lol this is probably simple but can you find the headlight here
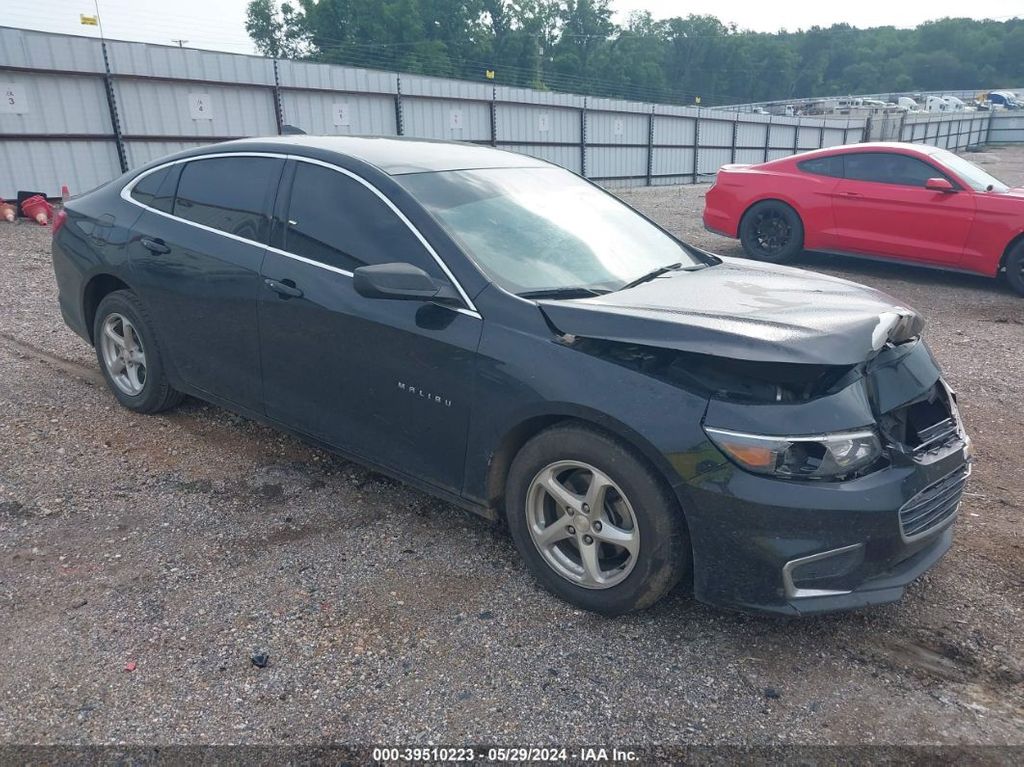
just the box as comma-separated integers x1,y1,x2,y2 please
703,426,883,480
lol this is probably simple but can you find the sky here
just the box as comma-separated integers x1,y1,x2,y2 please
3,0,1022,56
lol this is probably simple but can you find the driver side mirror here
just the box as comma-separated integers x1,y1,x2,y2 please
353,262,459,304
925,177,956,193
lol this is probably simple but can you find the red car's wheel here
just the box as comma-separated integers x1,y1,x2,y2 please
739,201,804,263
1006,241,1024,297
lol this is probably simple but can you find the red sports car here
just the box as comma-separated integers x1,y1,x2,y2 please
703,142,1024,295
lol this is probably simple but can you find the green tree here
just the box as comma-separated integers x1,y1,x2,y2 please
244,3,1024,106
245,0,307,58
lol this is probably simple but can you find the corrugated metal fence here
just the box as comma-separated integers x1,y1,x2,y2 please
987,112,1024,144
895,112,992,149
2,26,1017,199
0,26,868,198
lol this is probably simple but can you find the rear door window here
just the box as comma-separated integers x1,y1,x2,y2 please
283,162,440,276
173,157,284,243
130,165,180,214
843,152,949,188
797,155,843,177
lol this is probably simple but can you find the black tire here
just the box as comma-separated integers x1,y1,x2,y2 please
739,200,804,263
505,423,689,615
92,290,184,413
1005,241,1024,297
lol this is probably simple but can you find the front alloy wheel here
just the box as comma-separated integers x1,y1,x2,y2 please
527,461,640,589
505,423,690,615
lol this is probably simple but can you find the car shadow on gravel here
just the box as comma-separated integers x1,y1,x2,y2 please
791,250,1019,297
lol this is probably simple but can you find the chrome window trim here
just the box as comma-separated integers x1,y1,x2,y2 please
119,151,481,318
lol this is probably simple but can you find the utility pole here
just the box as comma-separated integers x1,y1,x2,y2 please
172,39,189,48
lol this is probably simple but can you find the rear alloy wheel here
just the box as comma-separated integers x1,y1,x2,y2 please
1005,242,1024,297
99,313,147,397
93,290,183,414
506,424,689,615
739,200,804,263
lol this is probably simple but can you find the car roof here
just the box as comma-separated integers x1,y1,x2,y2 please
765,142,944,166
188,135,551,175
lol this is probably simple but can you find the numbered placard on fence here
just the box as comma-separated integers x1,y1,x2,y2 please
1,84,28,115
332,103,351,127
188,93,213,121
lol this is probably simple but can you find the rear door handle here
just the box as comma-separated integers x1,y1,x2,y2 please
264,277,303,299
140,236,170,254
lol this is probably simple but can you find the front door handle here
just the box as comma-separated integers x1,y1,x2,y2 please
264,277,303,299
140,236,171,254
839,191,862,198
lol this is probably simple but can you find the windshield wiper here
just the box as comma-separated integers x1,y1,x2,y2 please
618,262,684,291
518,287,610,300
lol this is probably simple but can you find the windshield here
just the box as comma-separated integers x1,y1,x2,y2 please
397,167,702,295
932,149,1009,193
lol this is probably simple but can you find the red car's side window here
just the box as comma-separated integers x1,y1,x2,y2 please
842,153,955,188
797,156,844,178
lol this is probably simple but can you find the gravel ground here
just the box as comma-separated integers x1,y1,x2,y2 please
0,145,1022,747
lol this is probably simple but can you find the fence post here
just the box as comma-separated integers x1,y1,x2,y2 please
818,120,825,148
985,112,994,146
645,106,654,186
580,98,587,178
394,74,404,136
692,105,700,185
898,111,907,142
842,119,849,146
792,116,800,155
864,114,873,144
763,115,771,162
272,58,284,135
99,38,128,173
489,86,497,147
730,117,738,164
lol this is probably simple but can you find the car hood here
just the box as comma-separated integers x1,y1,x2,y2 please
538,257,924,366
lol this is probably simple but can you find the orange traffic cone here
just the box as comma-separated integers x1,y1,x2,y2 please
0,199,14,223
61,184,71,202
21,194,53,225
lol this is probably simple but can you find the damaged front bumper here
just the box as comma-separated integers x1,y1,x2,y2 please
676,339,971,616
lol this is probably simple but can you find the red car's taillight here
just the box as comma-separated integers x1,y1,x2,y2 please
52,209,68,236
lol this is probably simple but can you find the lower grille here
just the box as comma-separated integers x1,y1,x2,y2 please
899,464,970,540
